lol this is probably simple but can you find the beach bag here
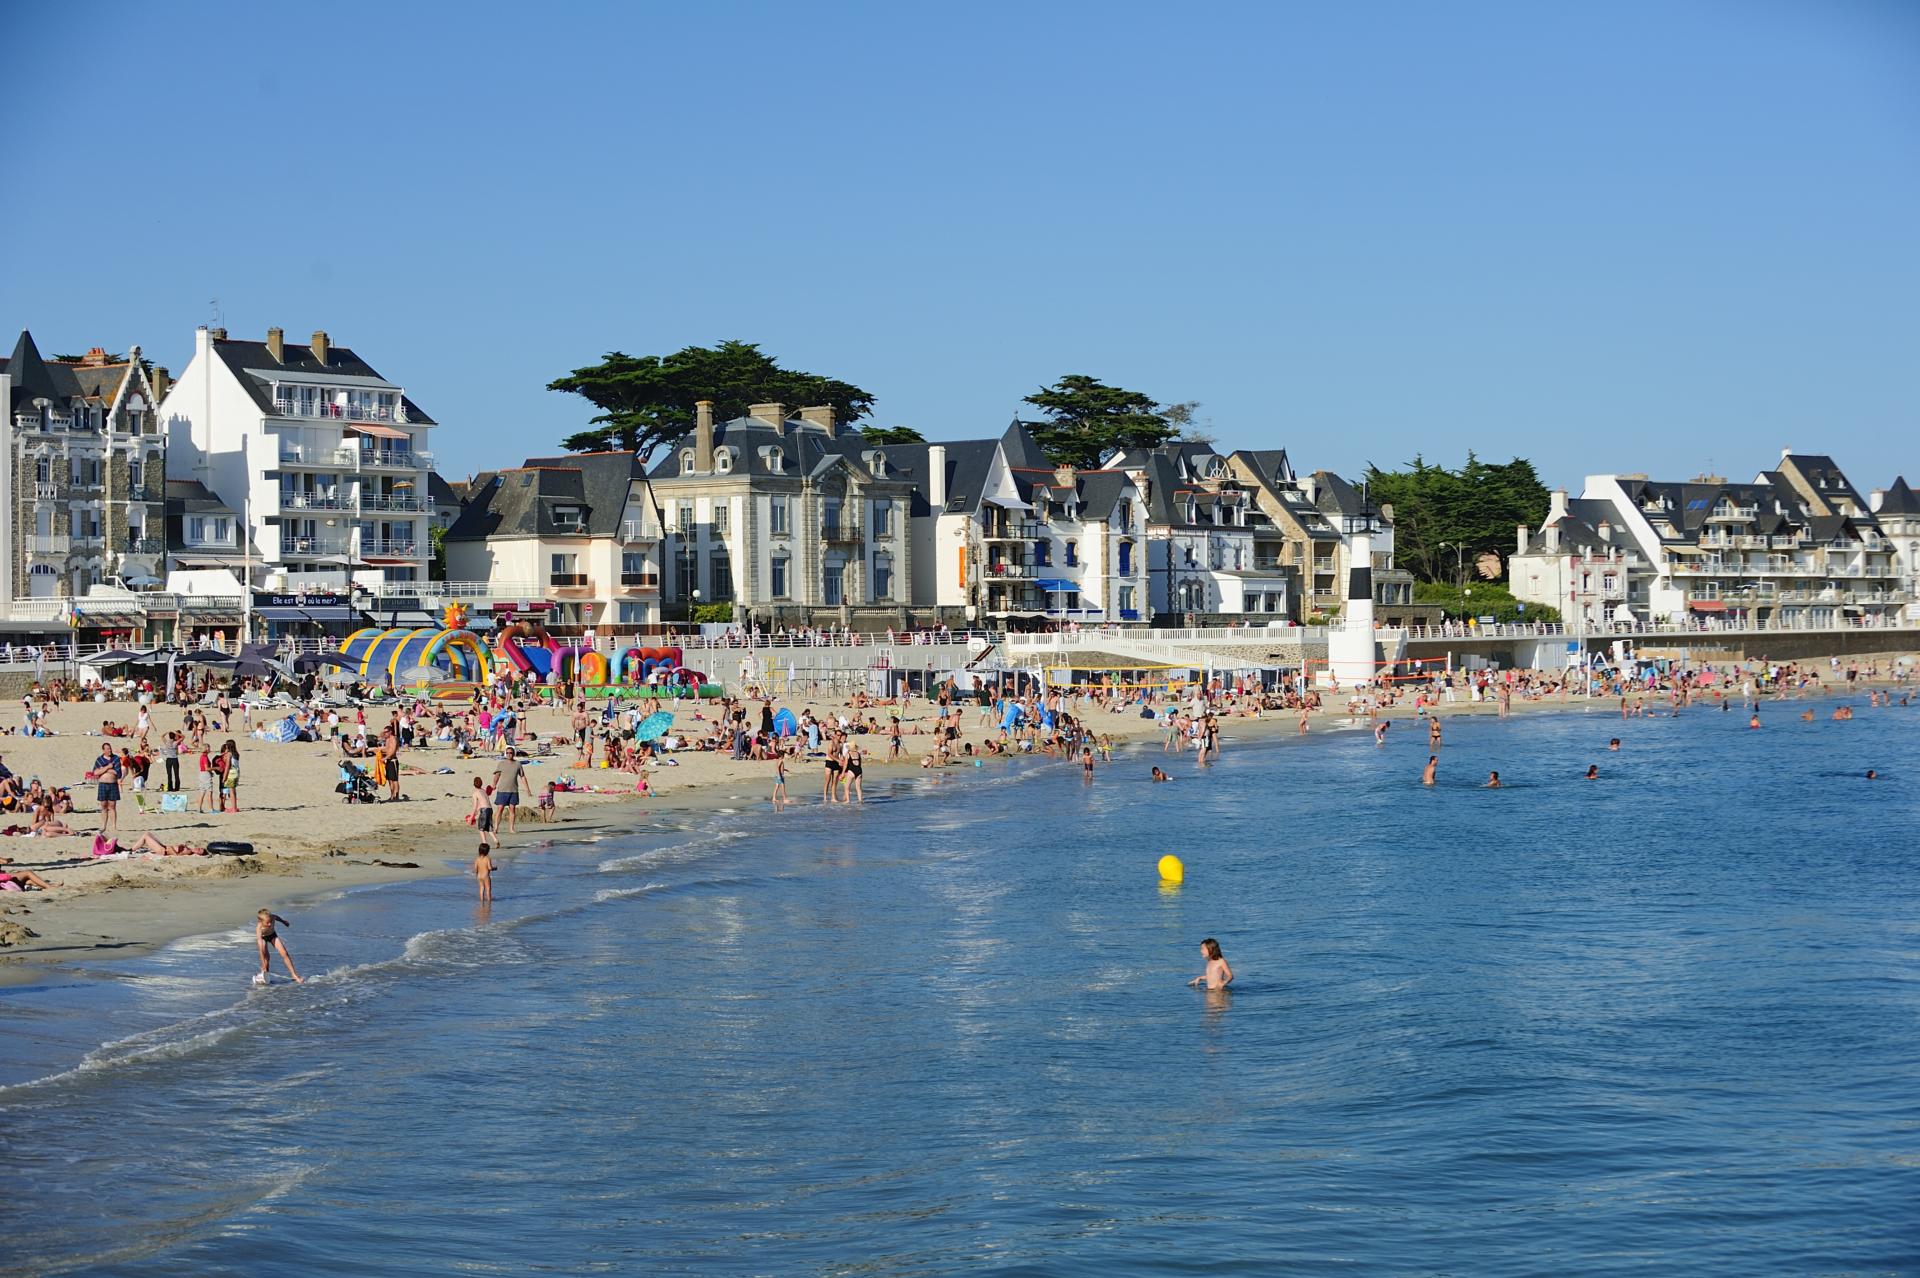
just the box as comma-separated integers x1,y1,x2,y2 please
160,793,189,813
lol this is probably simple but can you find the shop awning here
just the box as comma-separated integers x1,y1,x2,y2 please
347,422,408,440
361,608,437,627
257,604,357,625
1688,600,1726,612
1035,578,1078,593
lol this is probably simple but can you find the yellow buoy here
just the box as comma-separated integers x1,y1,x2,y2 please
1158,854,1185,883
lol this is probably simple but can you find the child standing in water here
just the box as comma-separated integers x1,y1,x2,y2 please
473,843,494,901
1188,937,1233,990
254,909,302,984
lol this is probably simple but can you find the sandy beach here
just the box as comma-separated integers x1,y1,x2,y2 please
1,662,1905,984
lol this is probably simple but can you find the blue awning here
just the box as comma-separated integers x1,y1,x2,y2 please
1035,578,1078,593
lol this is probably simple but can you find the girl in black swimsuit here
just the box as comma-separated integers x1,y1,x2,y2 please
254,909,302,984
842,745,864,804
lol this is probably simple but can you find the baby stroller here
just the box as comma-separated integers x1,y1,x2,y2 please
336,760,376,804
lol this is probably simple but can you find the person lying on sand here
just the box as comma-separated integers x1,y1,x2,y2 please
0,856,55,890
126,832,209,857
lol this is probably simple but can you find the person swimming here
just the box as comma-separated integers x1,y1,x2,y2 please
1187,937,1233,990
1608,738,1621,751
1485,770,1502,788
1150,766,1175,782
1749,714,1762,729
1584,765,1599,780
1421,756,1438,786
1866,769,1878,780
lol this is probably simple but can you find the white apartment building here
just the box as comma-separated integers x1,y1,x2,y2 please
882,422,1149,625
1868,477,1920,614
1510,490,1646,626
444,451,661,630
1559,453,1908,626
157,326,435,591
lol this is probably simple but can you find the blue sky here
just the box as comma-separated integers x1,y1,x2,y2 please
4,2,1916,490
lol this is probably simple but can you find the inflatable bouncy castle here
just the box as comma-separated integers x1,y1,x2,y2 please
491,614,719,698
341,618,493,699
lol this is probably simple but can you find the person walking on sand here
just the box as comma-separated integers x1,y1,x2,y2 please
1188,938,1233,990
254,909,302,984
472,842,494,901
492,747,526,836
772,754,788,807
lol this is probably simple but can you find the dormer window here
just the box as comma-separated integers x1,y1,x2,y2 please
680,450,695,475
714,448,733,474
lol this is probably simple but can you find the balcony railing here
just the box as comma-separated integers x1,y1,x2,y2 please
35,482,58,499
29,534,70,554
982,519,1043,540
361,539,420,558
620,572,661,590
822,518,862,542
282,536,351,556
549,572,590,588
984,563,1031,579
280,492,352,512
117,536,166,556
622,520,656,543
273,399,408,424
279,445,360,467
359,494,426,513
359,449,432,471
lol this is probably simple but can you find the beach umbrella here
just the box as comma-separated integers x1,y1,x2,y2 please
90,649,147,667
235,643,277,680
182,649,239,667
293,650,355,672
323,669,360,686
633,710,675,743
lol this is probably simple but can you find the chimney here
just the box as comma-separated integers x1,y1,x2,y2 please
798,404,836,438
152,367,170,399
1379,502,1394,524
927,444,948,508
1053,463,1077,490
209,326,227,341
694,399,715,472
1548,488,1568,522
1596,519,1611,543
749,402,787,432
1870,489,1886,513
1545,523,1561,552
310,330,329,365
267,327,284,362
81,347,110,367
1517,522,1530,556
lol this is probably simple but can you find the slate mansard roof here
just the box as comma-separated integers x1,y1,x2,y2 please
446,452,644,542
210,335,437,427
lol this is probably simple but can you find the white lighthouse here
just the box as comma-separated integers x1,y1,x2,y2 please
1326,527,1378,686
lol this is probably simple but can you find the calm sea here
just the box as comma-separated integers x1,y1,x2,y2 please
2,699,1917,1275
